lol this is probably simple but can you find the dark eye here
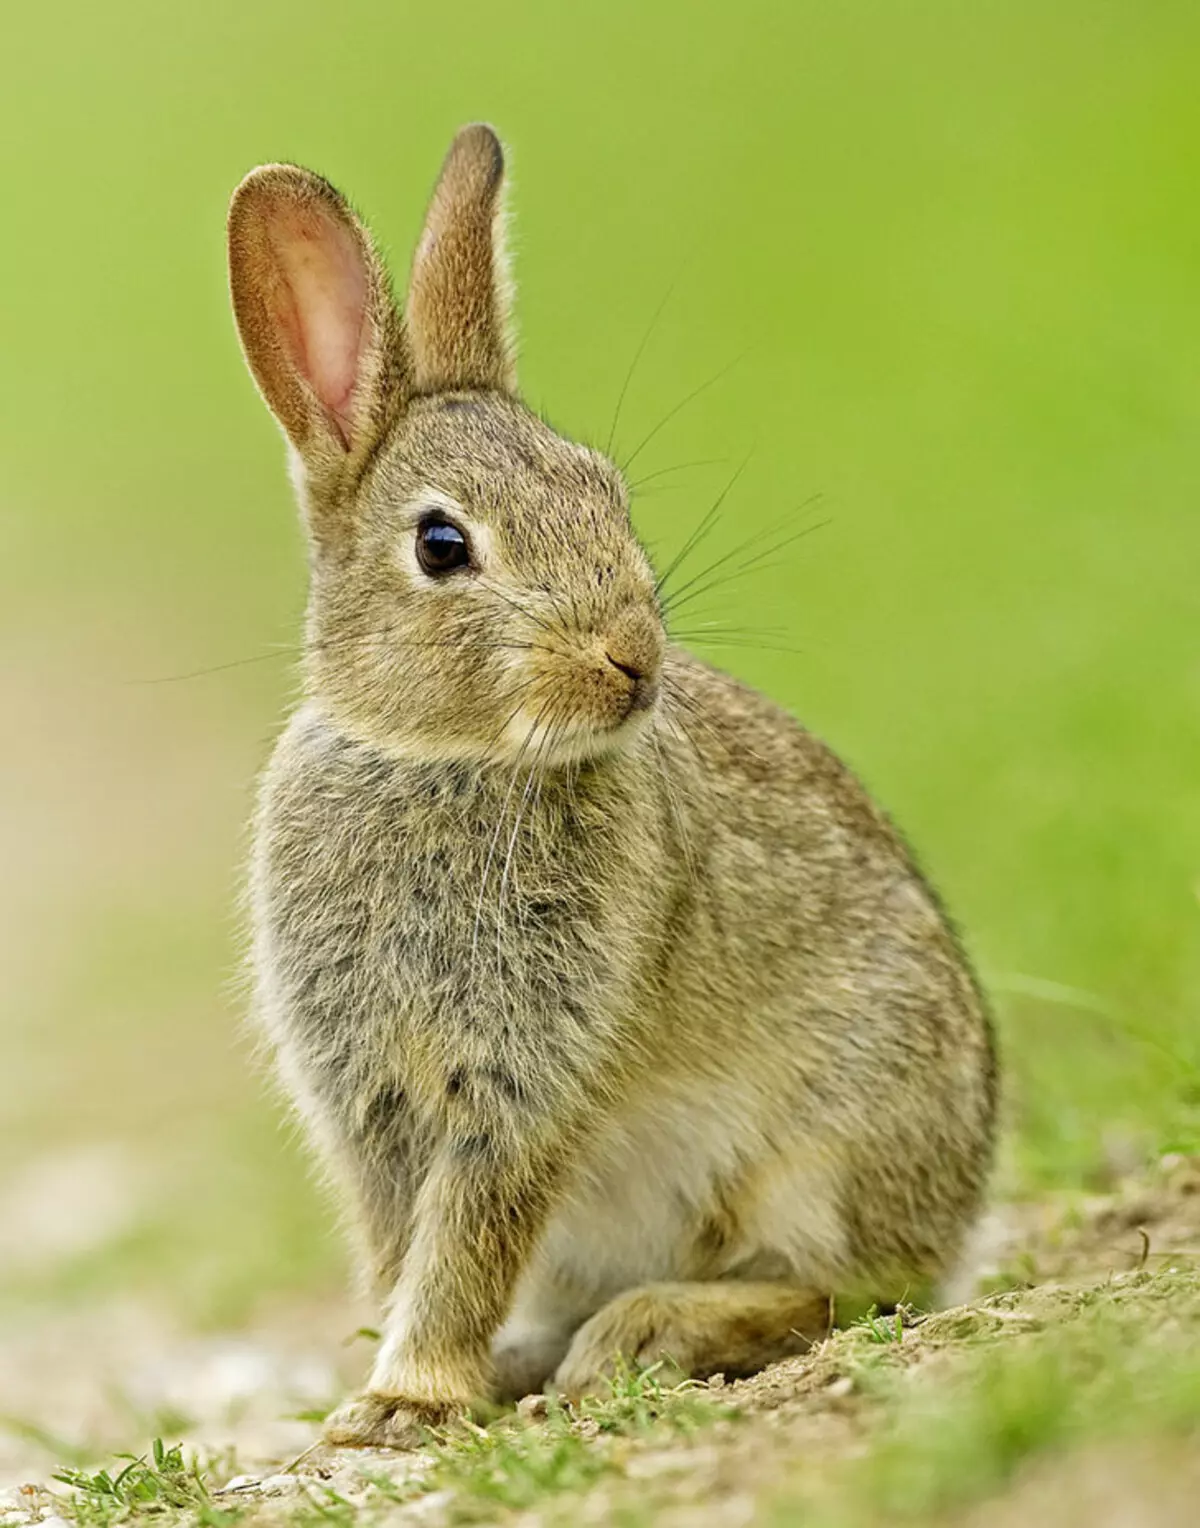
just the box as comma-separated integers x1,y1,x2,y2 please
416,515,471,576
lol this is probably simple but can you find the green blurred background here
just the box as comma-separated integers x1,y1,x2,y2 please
1,0,1198,1333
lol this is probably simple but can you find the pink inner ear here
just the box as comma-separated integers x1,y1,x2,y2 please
270,205,369,448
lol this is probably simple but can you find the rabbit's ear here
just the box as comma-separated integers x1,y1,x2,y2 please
228,165,407,463
406,124,516,395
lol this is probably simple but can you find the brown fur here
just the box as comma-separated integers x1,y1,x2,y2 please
406,125,516,394
227,124,997,1449
554,1283,833,1396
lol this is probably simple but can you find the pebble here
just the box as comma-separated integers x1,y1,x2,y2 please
260,1475,303,1494
222,1475,262,1493
219,1472,305,1498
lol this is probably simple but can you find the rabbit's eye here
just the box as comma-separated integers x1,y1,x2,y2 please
416,515,471,576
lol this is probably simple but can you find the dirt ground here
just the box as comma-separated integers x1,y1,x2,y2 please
2,1155,1197,1527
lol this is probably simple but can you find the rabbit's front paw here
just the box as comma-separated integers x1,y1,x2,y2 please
322,1392,450,1450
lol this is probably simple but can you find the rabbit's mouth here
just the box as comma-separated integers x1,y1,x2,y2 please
506,702,657,770
498,658,661,770
499,612,664,767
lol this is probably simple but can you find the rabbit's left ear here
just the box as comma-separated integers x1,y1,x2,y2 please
228,165,407,466
406,124,516,395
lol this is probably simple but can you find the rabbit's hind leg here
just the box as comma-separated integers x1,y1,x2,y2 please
551,1281,831,1400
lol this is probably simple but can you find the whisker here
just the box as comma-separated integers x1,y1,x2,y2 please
474,676,543,758
663,515,831,620
657,702,709,773
537,583,573,630
669,618,803,654
674,634,807,657
653,457,752,599
606,275,681,457
471,704,546,971
627,458,724,494
660,495,825,611
651,726,697,886
667,673,772,768
494,709,562,965
662,678,727,750
130,632,541,685
668,619,791,636
620,349,751,473
475,577,558,635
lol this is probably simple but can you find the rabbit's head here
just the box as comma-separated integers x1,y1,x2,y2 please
228,125,664,767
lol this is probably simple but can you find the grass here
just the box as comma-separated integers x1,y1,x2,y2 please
779,1269,1200,1527
333,1364,730,1523
53,1440,221,1528
44,1366,735,1528
391,1410,614,1521
41,1270,1198,1527
849,1306,908,1347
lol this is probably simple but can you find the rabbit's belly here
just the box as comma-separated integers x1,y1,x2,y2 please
498,1071,850,1354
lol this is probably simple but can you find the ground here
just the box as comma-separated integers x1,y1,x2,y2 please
2,1155,1197,1528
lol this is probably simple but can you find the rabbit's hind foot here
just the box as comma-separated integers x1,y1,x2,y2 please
551,1280,831,1401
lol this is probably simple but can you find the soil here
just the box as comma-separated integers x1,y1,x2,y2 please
2,1155,1198,1527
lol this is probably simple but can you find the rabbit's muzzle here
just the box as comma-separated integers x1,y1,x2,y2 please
524,600,664,755
598,603,664,720
605,649,655,714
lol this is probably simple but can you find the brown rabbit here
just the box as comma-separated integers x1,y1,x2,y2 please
227,124,996,1449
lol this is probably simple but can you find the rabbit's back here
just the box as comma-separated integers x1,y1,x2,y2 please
651,652,996,1274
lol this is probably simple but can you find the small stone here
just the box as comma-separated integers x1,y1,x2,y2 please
825,1375,854,1398
222,1475,262,1494
706,1373,727,1390
259,1476,302,1495
516,1393,548,1421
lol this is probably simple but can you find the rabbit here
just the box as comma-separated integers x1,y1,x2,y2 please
227,123,997,1450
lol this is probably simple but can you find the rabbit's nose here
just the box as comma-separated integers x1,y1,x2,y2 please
603,616,662,713
605,652,643,682
602,603,663,714
605,649,656,713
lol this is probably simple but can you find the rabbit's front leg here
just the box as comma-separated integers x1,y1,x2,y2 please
324,1114,576,1449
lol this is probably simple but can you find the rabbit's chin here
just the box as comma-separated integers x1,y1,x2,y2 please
492,705,656,771
320,703,655,772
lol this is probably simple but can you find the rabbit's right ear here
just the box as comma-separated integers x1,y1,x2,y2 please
228,166,407,470
406,125,516,395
